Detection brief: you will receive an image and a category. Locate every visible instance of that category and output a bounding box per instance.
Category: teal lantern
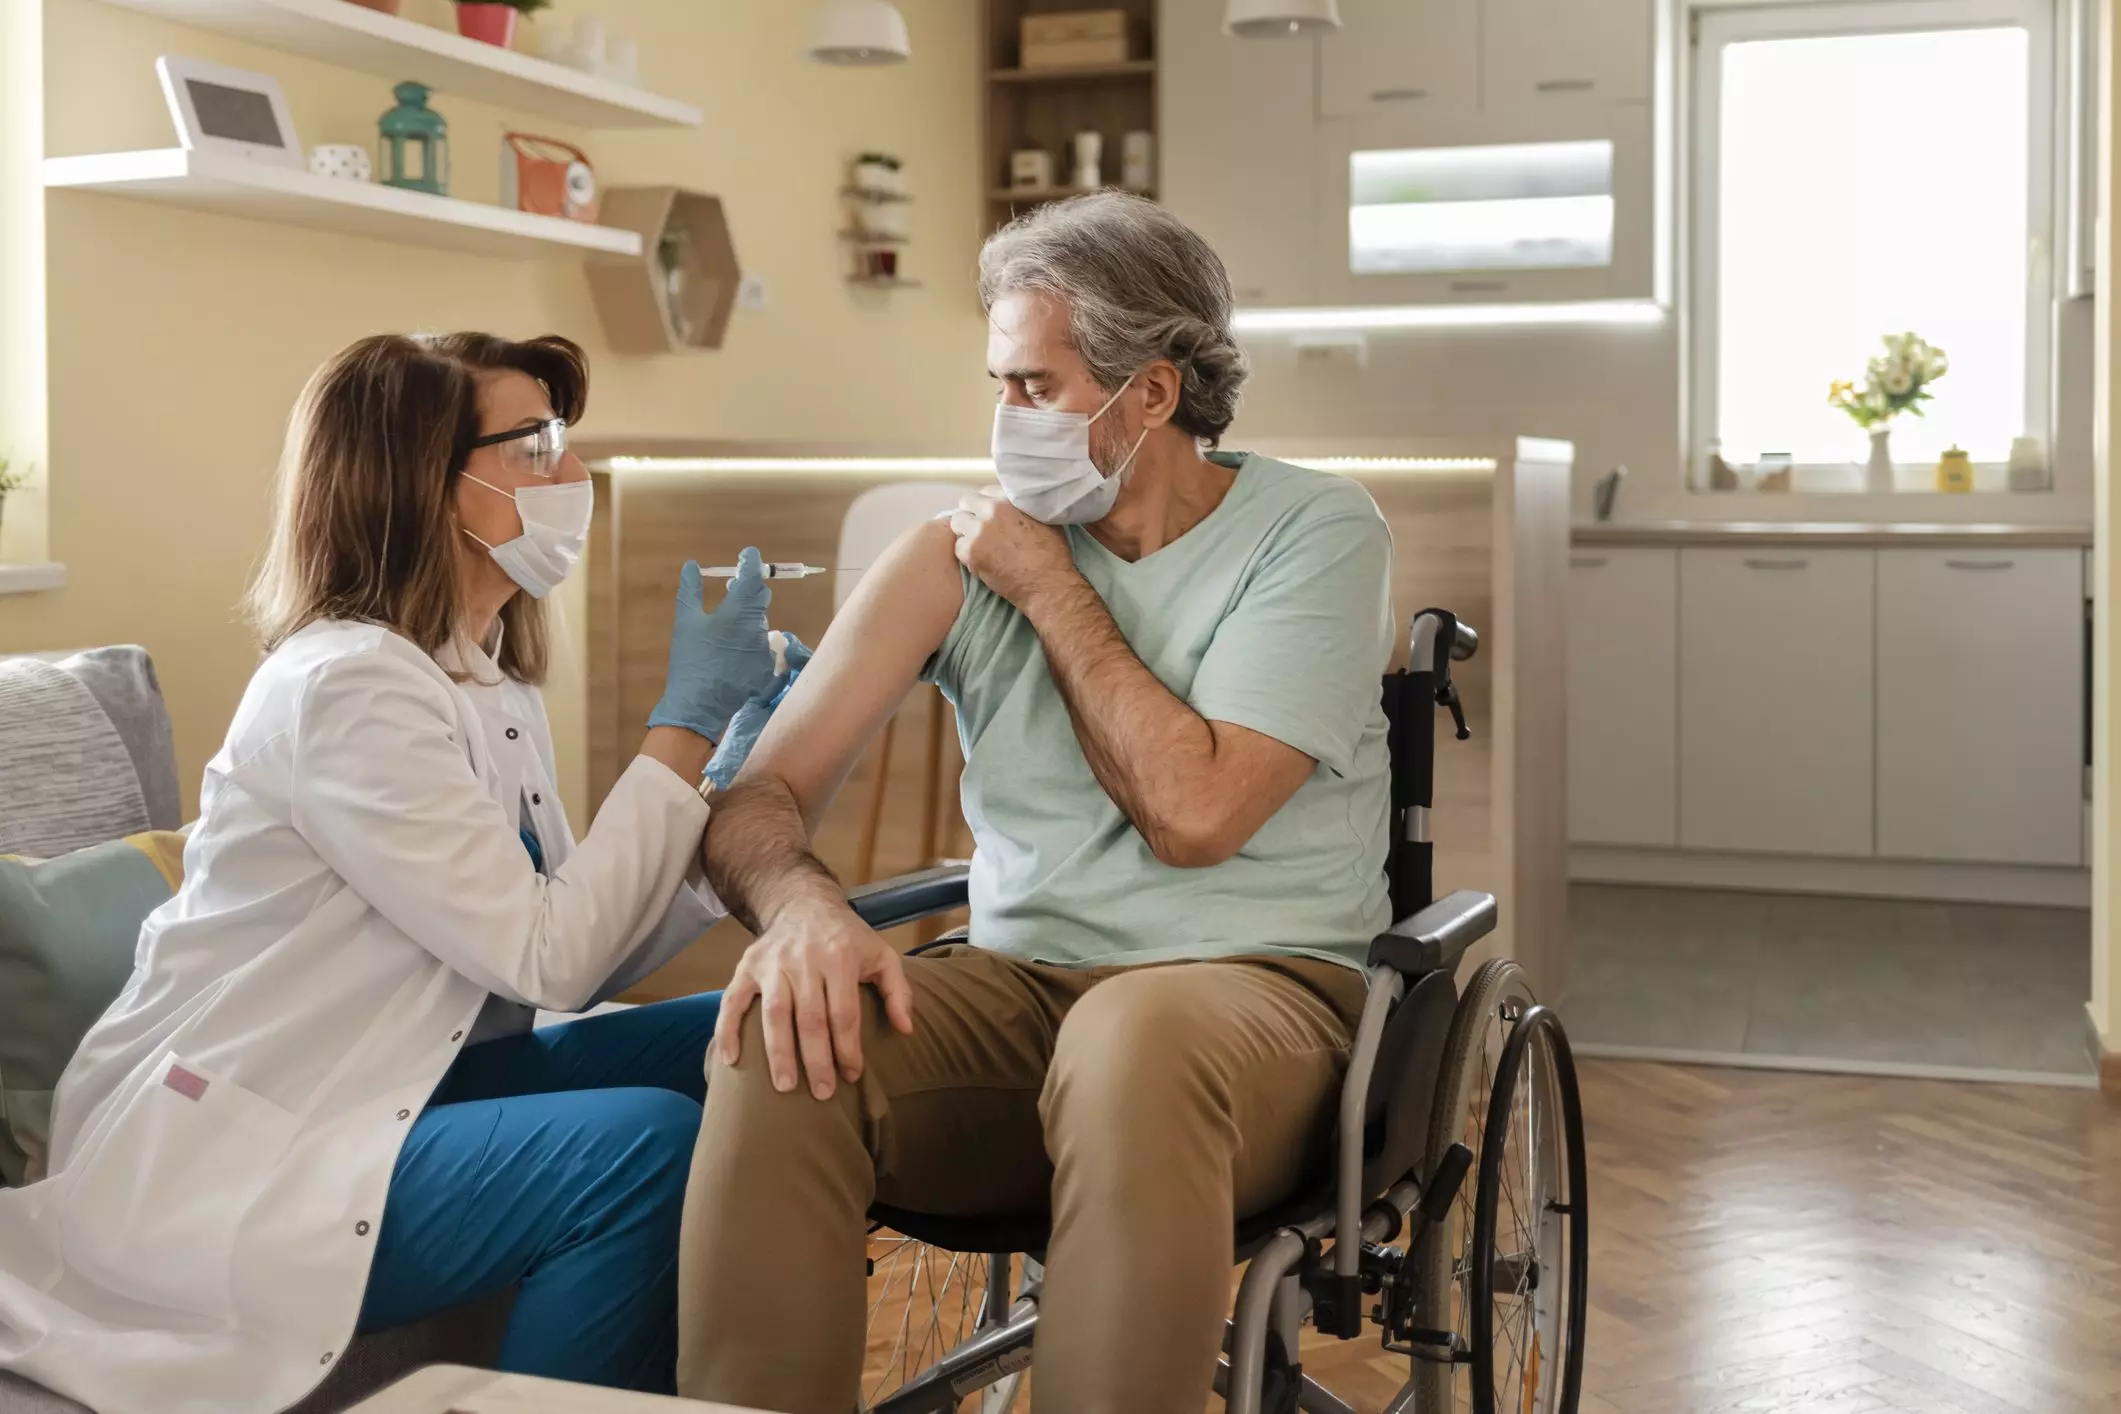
[378,81,449,195]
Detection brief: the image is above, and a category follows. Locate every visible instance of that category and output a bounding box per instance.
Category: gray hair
[978,192,1249,446]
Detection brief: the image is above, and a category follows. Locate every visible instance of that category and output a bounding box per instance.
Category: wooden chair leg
[855,714,896,885]
[946,724,973,862]
[918,686,946,869]
[916,689,952,945]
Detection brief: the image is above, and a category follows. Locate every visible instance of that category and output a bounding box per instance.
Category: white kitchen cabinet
[1317,0,1480,122]
[1157,1,1318,305]
[1310,101,1656,307]
[1568,548,1678,846]
[1678,548,1875,857]
[1875,550,2084,865]
[1481,0,1654,110]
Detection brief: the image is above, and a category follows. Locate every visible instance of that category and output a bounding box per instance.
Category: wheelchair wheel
[1410,959,1587,1413]
[863,1232,1027,1412]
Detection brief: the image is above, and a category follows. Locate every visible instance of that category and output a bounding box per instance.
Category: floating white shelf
[44,148,643,261]
[0,563,67,596]
[91,0,702,129]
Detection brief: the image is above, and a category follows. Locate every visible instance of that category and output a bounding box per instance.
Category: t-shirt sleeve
[921,564,1013,700]
[1186,489,1395,776]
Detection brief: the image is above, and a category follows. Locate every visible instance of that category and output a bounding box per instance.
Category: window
[1690,0,2054,485]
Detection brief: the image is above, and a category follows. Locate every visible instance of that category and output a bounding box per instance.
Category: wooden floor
[869,1059,2121,1412]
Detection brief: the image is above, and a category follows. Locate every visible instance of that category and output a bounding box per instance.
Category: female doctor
[0,333,793,1414]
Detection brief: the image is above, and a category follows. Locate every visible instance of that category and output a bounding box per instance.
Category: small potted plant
[1829,332,1948,493]
[0,455,34,540]
[454,0,548,50]
[852,152,903,197]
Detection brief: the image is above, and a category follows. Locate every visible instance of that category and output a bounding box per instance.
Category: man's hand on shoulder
[949,487,1089,620]
[712,894,914,1100]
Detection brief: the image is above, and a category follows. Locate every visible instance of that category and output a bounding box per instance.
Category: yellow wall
[1,0,50,567]
[0,0,995,823]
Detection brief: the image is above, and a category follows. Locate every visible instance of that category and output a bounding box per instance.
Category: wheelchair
[841,609,1589,1414]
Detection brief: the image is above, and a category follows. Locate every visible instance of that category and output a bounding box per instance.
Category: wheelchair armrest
[1367,889,1497,977]
[846,864,971,930]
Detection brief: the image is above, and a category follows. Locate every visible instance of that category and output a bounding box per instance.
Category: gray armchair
[0,647,505,1414]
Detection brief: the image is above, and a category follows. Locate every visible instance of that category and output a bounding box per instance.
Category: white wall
[2088,0,2117,1065]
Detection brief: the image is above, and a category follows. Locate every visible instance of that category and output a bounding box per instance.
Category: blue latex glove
[704,632,812,789]
[648,548,779,742]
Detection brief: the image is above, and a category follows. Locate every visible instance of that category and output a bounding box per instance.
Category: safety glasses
[468,418,569,477]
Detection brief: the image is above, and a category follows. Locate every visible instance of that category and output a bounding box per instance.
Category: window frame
[1687,0,2058,486]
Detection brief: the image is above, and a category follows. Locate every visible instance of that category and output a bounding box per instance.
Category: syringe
[701,562,828,579]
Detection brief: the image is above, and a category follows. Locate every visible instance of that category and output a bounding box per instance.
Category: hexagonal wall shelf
[587,186,740,353]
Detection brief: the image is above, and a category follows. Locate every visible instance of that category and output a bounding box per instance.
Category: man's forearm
[1022,577,1220,849]
[703,775,846,933]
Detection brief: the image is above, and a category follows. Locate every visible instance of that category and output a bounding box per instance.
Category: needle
[701,562,828,579]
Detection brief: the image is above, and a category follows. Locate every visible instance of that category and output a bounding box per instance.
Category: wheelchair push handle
[1411,609,1478,672]
[1409,609,1475,742]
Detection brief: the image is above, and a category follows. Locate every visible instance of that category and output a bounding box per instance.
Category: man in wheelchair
[680,193,1400,1413]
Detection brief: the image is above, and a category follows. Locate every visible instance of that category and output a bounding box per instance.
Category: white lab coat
[0,619,723,1414]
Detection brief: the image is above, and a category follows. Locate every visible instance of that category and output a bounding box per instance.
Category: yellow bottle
[1936,446,1973,493]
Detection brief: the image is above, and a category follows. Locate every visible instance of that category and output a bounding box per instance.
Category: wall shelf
[982,0,1157,233]
[0,563,67,596]
[848,276,924,289]
[90,0,702,129]
[585,186,741,353]
[989,60,1156,82]
[989,184,1154,203]
[44,148,643,260]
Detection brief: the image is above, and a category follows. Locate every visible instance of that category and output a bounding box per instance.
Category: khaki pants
[676,945,1369,1414]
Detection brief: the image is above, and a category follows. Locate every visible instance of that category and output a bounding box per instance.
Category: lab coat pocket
[58,1052,299,1321]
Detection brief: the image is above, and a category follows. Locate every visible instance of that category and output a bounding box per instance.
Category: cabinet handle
[1370,86,1428,102]
[1450,279,1509,295]
[1570,555,1610,569]
[1945,558,2015,571]
[1535,77,1597,93]
[1742,556,1809,570]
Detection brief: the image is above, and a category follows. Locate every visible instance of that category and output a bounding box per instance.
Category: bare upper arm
[736,518,965,831]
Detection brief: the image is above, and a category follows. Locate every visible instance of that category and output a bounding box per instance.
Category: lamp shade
[1225,0,1343,37]
[808,0,912,64]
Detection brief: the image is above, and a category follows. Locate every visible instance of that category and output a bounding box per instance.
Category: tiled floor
[1561,884,2096,1081]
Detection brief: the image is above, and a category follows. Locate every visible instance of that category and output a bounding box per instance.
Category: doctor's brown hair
[246,332,590,684]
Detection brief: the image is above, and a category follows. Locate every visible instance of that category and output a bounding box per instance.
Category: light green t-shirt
[922,451,1395,972]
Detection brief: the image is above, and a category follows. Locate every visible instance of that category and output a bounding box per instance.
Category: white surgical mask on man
[459,474,593,599]
[990,373,1150,525]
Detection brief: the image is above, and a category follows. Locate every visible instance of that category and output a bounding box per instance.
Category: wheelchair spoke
[863,1235,1021,1411]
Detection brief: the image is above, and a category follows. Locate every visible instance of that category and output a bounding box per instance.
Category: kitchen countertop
[1574,521,2094,549]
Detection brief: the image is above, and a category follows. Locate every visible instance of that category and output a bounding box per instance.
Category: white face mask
[460,474,593,599]
[990,374,1149,525]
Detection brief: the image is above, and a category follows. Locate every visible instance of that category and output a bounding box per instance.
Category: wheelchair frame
[842,609,1587,1414]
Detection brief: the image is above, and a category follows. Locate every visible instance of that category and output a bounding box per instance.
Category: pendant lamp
[1225,0,1343,37]
[808,0,911,65]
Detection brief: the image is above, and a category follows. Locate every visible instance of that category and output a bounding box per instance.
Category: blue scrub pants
[357,992,722,1393]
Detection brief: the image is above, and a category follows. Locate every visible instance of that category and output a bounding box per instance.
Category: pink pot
[455,3,518,48]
